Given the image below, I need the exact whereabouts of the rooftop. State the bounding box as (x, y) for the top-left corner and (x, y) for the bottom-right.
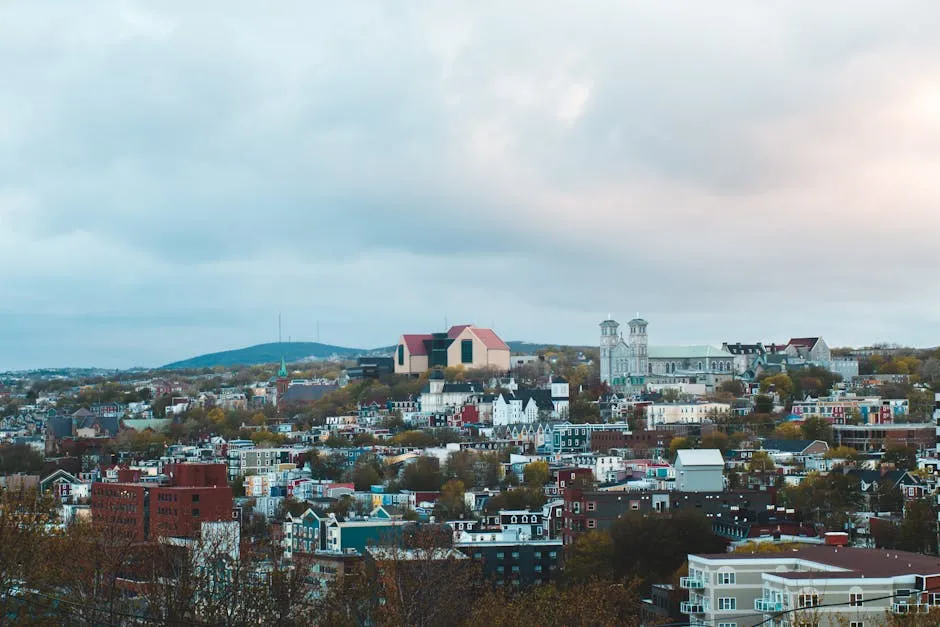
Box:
(695, 546), (940, 578)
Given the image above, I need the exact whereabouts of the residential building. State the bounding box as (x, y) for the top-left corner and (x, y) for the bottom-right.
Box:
(832, 423), (936, 453)
(674, 449), (725, 492)
(646, 402), (731, 428)
(395, 325), (510, 375)
(562, 487), (773, 545)
(455, 528), (562, 587)
(683, 545), (940, 627)
(91, 463), (233, 541)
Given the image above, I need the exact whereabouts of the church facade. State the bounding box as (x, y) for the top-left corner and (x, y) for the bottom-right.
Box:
(599, 318), (734, 388)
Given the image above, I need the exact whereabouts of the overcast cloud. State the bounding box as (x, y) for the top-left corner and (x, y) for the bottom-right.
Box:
(2, 1), (940, 369)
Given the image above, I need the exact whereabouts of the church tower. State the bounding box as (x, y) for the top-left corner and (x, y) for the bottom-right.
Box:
(628, 318), (649, 377)
(276, 356), (289, 399)
(599, 318), (619, 385)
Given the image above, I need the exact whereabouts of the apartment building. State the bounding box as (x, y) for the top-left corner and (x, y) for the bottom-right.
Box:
(645, 402), (731, 428)
(682, 544), (940, 627)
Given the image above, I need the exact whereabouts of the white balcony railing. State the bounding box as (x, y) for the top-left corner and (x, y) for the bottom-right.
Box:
(893, 602), (929, 614)
(754, 599), (784, 612)
(680, 601), (704, 614)
(680, 576), (706, 589)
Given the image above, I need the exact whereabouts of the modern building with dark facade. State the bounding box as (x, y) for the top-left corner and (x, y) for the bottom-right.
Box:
(92, 463), (233, 541)
(562, 487), (774, 545)
(455, 529), (563, 588)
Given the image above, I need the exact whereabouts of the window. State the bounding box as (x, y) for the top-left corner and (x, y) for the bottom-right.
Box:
(398, 345), (404, 365)
(849, 622), (864, 627)
(718, 572), (736, 585)
(798, 594), (819, 608)
(461, 339), (473, 364)
(191, 508), (200, 517)
(511, 552), (519, 560)
(718, 598), (736, 611)
(850, 592), (863, 607)
(587, 501), (596, 512)
(191, 494), (200, 503)
(496, 552), (505, 560)
(719, 623), (737, 627)
(534, 552), (542, 560)
(587, 519), (597, 529)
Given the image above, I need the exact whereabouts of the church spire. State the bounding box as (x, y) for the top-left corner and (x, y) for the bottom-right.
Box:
(278, 356), (288, 378)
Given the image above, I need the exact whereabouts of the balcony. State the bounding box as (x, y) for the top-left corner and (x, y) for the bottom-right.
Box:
(754, 599), (784, 612)
(680, 601), (705, 614)
(680, 576), (706, 589)
(893, 602), (929, 614)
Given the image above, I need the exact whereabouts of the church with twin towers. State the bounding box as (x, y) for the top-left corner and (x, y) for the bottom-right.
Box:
(599, 316), (735, 388)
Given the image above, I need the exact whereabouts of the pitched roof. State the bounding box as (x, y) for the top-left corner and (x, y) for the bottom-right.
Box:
(676, 449), (724, 467)
(469, 327), (510, 351)
(788, 337), (820, 349)
(447, 324), (472, 339)
(402, 334), (433, 356)
(760, 439), (822, 454)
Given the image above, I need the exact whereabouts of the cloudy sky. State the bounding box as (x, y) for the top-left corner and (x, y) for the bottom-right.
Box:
(2, 1), (940, 369)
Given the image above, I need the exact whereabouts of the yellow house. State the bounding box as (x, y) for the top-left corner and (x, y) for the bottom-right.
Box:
(394, 324), (511, 375)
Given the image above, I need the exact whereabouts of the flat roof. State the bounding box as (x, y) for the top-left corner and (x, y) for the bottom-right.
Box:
(694, 546), (940, 578)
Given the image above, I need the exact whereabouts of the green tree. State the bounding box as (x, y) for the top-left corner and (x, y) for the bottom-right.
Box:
(773, 422), (803, 440)
(748, 450), (776, 473)
(899, 498), (938, 555)
(444, 450), (477, 487)
(759, 374), (794, 400)
(668, 437), (690, 459)
(907, 389), (935, 422)
(563, 530), (615, 584)
(523, 460), (550, 488)
(401, 456), (444, 492)
(718, 379), (745, 397)
(433, 479), (470, 521)
(800, 416), (833, 444)
(568, 397), (600, 424)
(882, 443), (916, 471)
(700, 431), (729, 452)
(753, 394), (774, 414)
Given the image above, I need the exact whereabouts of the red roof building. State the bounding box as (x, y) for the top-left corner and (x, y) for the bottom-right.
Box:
(394, 324), (511, 375)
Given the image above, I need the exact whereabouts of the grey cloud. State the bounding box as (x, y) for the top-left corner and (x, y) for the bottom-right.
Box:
(2, 1), (940, 368)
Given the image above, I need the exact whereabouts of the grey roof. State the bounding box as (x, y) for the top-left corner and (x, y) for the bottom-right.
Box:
(280, 384), (339, 404)
(760, 439), (823, 454)
(676, 449), (724, 467)
(648, 345), (733, 359)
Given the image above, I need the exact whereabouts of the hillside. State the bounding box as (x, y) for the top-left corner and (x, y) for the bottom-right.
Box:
(161, 340), (591, 370)
(161, 342), (383, 370)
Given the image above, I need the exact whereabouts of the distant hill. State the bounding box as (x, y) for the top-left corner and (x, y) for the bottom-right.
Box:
(161, 342), (389, 370)
(161, 340), (592, 370)
(507, 341), (593, 354)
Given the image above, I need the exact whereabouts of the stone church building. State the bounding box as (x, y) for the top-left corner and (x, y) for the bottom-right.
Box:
(599, 317), (734, 388)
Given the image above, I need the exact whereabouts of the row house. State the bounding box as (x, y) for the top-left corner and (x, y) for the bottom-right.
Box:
(228, 446), (306, 478)
(791, 397), (908, 424)
(645, 402), (731, 428)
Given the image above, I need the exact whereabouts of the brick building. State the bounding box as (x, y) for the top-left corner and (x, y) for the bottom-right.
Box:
(92, 463), (233, 541)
